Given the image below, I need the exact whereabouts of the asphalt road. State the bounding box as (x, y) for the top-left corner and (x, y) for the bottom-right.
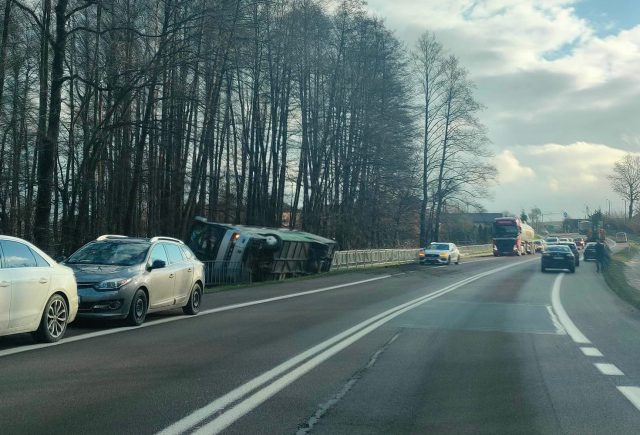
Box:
(2, 252), (640, 434)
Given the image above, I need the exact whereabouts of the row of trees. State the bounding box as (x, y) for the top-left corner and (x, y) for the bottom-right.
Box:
(0, 0), (495, 254)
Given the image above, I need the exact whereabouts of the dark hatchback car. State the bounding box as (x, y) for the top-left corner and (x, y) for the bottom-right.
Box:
(541, 245), (575, 273)
(554, 242), (580, 266)
(583, 242), (597, 261)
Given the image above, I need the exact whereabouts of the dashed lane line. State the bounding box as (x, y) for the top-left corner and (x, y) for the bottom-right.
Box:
(618, 387), (640, 411)
(581, 347), (604, 357)
(551, 273), (640, 415)
(595, 363), (625, 376)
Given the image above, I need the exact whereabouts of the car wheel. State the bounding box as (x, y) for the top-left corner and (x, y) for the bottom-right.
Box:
(447, 257), (451, 265)
(34, 294), (68, 343)
(576, 259), (580, 267)
(126, 289), (148, 326)
(455, 255), (460, 265)
(570, 266), (575, 273)
(183, 283), (203, 315)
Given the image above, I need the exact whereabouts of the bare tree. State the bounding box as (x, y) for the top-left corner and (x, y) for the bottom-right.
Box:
(608, 154), (640, 220)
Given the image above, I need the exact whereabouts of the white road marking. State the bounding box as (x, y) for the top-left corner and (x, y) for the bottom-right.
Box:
(594, 363), (624, 376)
(0, 275), (392, 359)
(159, 259), (537, 435)
(580, 347), (603, 357)
(618, 387), (640, 411)
(545, 305), (567, 335)
(550, 274), (591, 344)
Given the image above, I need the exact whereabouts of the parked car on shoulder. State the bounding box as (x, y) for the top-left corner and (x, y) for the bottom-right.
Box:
(616, 232), (628, 243)
(583, 242), (597, 261)
(541, 245), (575, 273)
(0, 235), (78, 342)
(419, 242), (460, 265)
(64, 235), (205, 326)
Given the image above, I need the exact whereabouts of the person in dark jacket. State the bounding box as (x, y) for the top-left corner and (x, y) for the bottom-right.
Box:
(595, 241), (606, 273)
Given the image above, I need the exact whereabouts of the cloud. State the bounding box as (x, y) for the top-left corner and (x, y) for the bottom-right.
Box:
(364, 0), (640, 215)
(490, 142), (638, 216)
(493, 150), (535, 183)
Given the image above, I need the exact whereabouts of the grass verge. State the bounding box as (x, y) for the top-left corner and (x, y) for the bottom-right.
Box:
(603, 243), (640, 309)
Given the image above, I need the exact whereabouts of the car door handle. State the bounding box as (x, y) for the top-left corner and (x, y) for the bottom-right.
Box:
(39, 278), (49, 284)
(0, 281), (9, 287)
(169, 274), (175, 279)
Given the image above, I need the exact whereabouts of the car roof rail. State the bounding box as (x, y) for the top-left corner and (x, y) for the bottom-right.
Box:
(150, 236), (184, 244)
(96, 234), (129, 241)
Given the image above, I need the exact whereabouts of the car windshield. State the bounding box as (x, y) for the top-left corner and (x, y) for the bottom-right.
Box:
(429, 243), (449, 250)
(66, 241), (150, 266)
(494, 226), (518, 237)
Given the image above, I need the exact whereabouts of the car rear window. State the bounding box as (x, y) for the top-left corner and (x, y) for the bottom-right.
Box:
(547, 246), (570, 253)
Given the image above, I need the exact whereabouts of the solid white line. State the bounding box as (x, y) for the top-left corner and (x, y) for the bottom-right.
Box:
(618, 387), (640, 411)
(0, 275), (392, 359)
(550, 274), (591, 344)
(594, 363), (624, 376)
(545, 305), (567, 335)
(160, 258), (537, 435)
(580, 347), (603, 357)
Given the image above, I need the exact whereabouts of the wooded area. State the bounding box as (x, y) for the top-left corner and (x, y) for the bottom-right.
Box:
(0, 0), (495, 254)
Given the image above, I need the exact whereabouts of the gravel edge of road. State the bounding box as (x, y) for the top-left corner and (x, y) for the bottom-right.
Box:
(604, 242), (640, 309)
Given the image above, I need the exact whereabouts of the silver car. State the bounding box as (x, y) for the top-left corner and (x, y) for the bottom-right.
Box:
(64, 235), (205, 325)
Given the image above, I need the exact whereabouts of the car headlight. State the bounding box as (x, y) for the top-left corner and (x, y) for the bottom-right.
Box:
(439, 252), (449, 257)
(95, 278), (133, 291)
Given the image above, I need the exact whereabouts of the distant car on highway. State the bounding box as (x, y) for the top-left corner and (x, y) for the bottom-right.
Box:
(0, 235), (78, 342)
(573, 237), (585, 249)
(419, 242), (460, 265)
(553, 242), (580, 267)
(533, 240), (545, 253)
(583, 242), (597, 261)
(558, 238), (570, 242)
(541, 245), (576, 273)
(616, 232), (628, 243)
(545, 237), (559, 244)
(64, 235), (205, 326)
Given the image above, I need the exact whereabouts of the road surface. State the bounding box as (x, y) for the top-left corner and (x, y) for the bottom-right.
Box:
(2, 253), (640, 434)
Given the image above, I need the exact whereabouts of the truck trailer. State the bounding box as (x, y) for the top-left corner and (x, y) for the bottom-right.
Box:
(187, 217), (338, 283)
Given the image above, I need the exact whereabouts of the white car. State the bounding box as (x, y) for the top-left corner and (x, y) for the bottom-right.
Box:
(545, 237), (559, 244)
(419, 242), (461, 265)
(0, 236), (78, 342)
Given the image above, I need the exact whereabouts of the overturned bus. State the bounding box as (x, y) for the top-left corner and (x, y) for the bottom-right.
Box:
(187, 217), (338, 284)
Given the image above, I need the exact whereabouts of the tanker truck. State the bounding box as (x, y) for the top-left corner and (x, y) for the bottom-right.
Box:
(492, 217), (535, 256)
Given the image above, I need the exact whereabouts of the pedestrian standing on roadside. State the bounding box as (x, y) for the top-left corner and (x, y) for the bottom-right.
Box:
(595, 240), (605, 273)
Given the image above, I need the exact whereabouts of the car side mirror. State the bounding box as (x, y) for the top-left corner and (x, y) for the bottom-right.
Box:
(55, 255), (66, 263)
(150, 259), (166, 270)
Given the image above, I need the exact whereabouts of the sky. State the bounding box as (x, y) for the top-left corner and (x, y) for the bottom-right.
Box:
(364, 0), (640, 219)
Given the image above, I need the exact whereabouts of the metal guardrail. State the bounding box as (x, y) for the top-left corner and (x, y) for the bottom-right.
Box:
(330, 249), (420, 271)
(458, 244), (493, 257)
(203, 244), (494, 284)
(203, 261), (252, 286)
